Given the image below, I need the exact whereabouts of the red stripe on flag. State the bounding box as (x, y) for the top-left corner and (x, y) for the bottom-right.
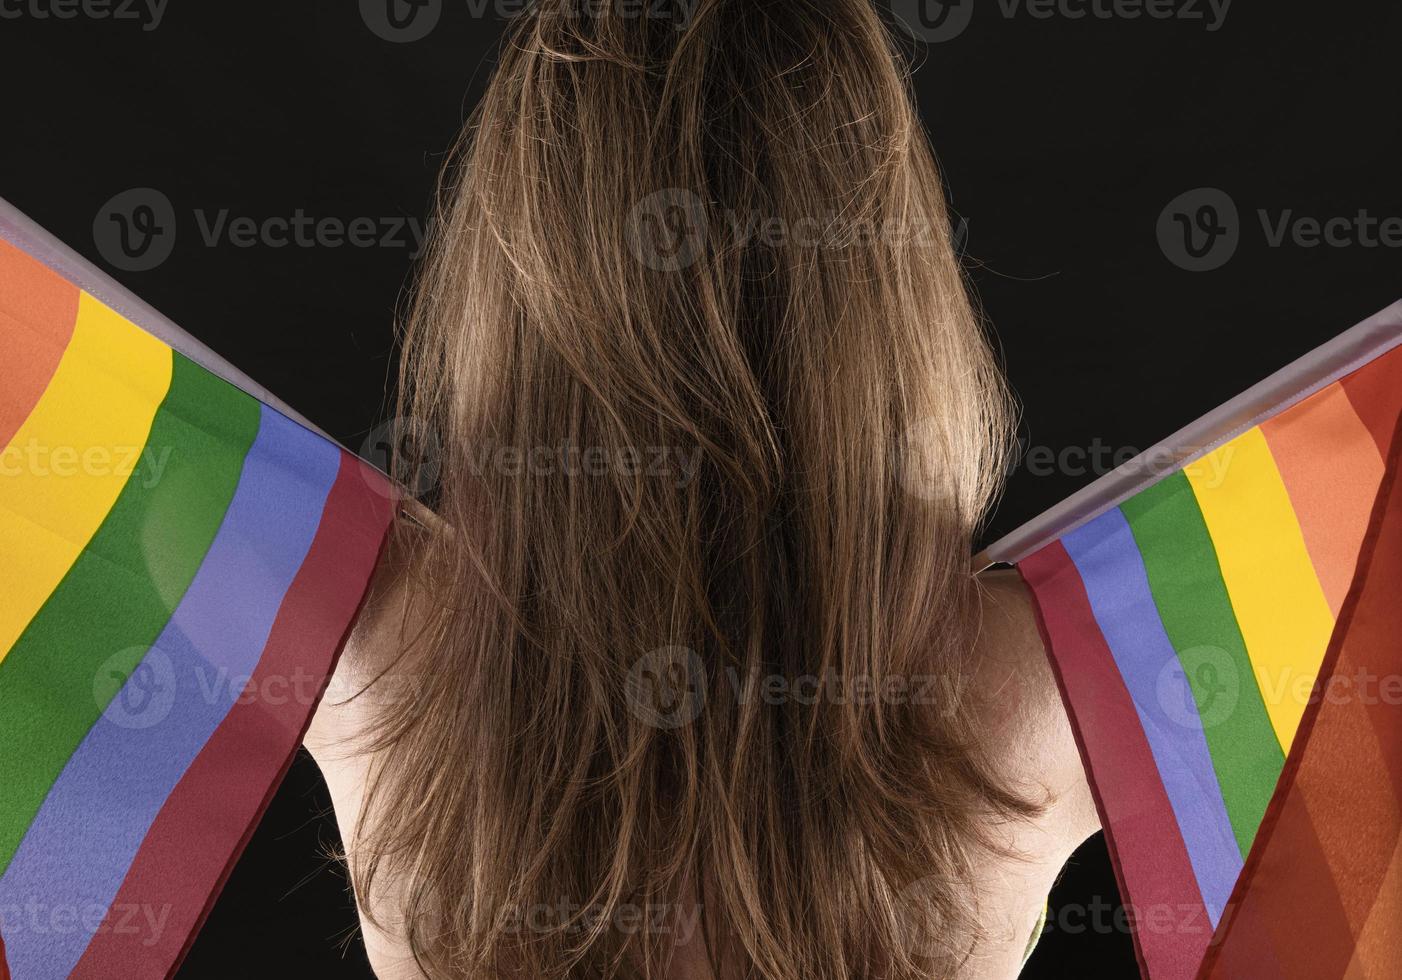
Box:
(1200, 416), (1402, 979)
(69, 454), (395, 979)
(1340, 342), (1402, 458)
(1020, 541), (1213, 980)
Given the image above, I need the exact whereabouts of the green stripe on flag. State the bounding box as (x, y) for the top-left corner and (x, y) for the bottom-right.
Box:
(0, 354), (259, 873)
(1121, 472), (1284, 857)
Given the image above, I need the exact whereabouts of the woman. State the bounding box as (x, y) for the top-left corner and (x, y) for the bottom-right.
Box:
(306, 0), (1098, 976)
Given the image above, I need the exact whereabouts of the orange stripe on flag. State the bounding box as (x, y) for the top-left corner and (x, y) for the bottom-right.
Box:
(1260, 381), (1385, 615)
(0, 239), (78, 447)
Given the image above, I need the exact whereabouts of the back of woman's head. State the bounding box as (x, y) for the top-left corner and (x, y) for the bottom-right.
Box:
(363, 1), (1027, 976)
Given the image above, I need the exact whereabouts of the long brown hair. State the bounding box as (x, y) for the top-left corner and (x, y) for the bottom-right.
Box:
(356, 1), (1031, 976)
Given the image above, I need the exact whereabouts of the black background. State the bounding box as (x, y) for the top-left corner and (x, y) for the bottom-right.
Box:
(1, 0), (1398, 976)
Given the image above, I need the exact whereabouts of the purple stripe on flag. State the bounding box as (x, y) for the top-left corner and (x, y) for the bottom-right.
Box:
(1062, 508), (1242, 924)
(0, 405), (338, 979)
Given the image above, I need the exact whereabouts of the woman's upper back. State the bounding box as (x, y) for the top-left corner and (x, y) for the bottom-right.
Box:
(306, 3), (1100, 975)
(305, 542), (1099, 979)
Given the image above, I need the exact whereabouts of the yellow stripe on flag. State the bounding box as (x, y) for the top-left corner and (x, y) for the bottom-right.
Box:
(0, 292), (171, 662)
(1185, 426), (1335, 751)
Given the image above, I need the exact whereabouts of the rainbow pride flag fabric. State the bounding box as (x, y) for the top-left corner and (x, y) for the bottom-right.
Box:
(0, 200), (395, 979)
(984, 302), (1402, 979)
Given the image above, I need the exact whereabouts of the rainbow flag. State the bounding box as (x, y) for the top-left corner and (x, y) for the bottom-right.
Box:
(0, 199), (395, 979)
(984, 302), (1402, 979)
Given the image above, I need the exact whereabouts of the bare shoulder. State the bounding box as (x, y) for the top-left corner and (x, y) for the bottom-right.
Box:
(970, 567), (1099, 841)
(302, 511), (434, 979)
(303, 511), (429, 758)
(945, 569), (1101, 977)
